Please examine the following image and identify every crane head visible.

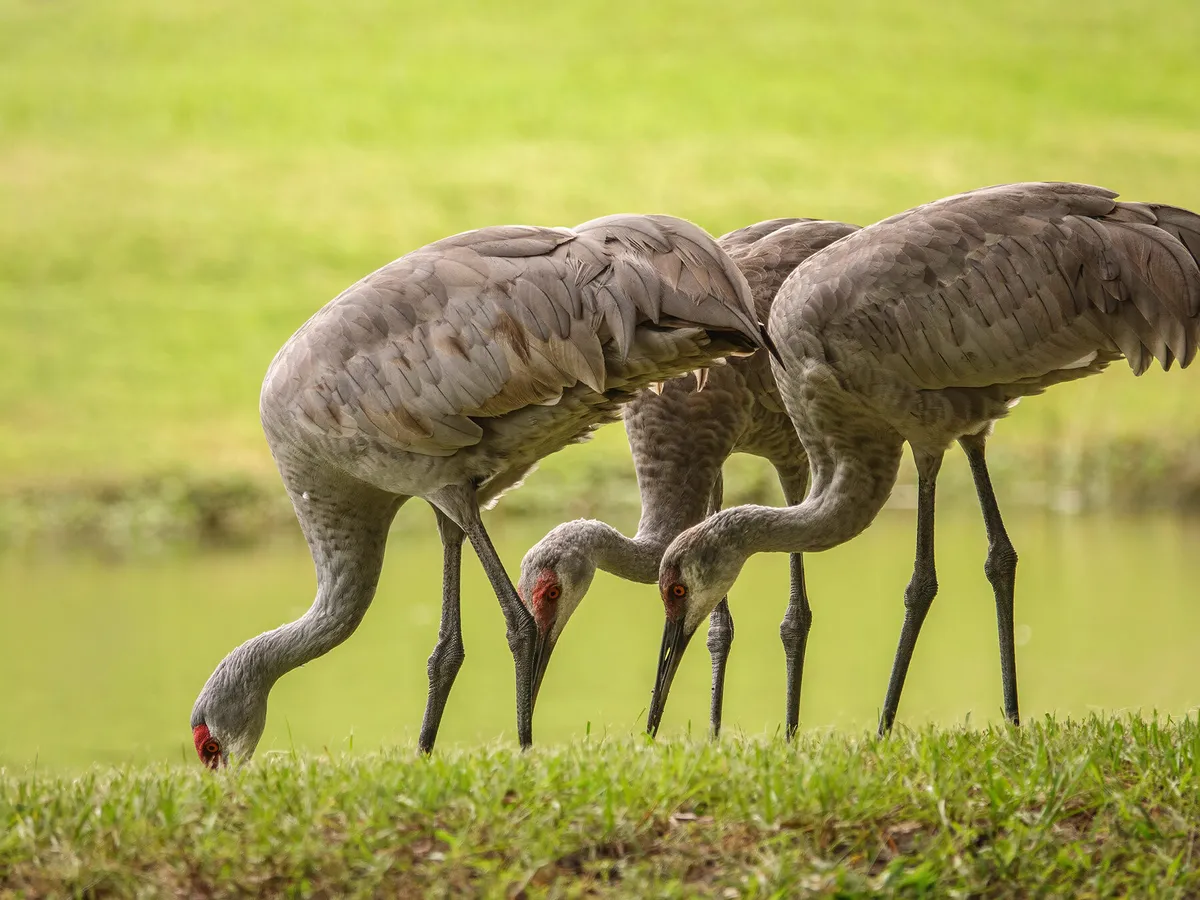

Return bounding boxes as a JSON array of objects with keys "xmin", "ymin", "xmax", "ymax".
[
  {"xmin": 645, "ymin": 563, "xmax": 699, "ymax": 738},
  {"xmin": 190, "ymin": 657, "xmax": 270, "ymax": 769},
  {"xmin": 517, "ymin": 537, "xmax": 597, "ymax": 706},
  {"xmin": 193, "ymin": 723, "xmax": 224, "ymax": 770},
  {"xmin": 647, "ymin": 522, "xmax": 745, "ymax": 736}
]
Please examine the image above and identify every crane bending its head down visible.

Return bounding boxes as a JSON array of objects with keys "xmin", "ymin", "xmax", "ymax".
[
  {"xmin": 189, "ymin": 211, "xmax": 775, "ymax": 767},
  {"xmin": 646, "ymin": 182, "xmax": 1200, "ymax": 735},
  {"xmin": 515, "ymin": 219, "xmax": 861, "ymax": 707},
  {"xmin": 517, "ymin": 534, "xmax": 598, "ymax": 701}
]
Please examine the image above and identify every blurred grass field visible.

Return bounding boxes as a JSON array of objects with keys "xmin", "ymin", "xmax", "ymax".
[{"xmin": 3, "ymin": 0, "xmax": 1200, "ymax": 494}]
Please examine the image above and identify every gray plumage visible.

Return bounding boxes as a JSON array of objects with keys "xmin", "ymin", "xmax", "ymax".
[
  {"xmin": 517, "ymin": 218, "xmax": 859, "ymax": 736},
  {"xmin": 188, "ymin": 213, "xmax": 771, "ymax": 766},
  {"xmin": 649, "ymin": 182, "xmax": 1200, "ymax": 737}
]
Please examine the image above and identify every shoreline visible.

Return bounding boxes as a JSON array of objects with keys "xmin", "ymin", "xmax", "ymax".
[{"xmin": 3, "ymin": 432, "xmax": 1199, "ymax": 555}]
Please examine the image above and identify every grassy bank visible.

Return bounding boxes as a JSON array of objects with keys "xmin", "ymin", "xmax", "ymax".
[{"xmin": 3, "ymin": 718, "xmax": 1199, "ymax": 896}]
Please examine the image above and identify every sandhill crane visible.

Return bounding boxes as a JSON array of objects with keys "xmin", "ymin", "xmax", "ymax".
[
  {"xmin": 188, "ymin": 214, "xmax": 773, "ymax": 767},
  {"xmin": 518, "ymin": 218, "xmax": 859, "ymax": 739},
  {"xmin": 647, "ymin": 182, "xmax": 1200, "ymax": 738}
]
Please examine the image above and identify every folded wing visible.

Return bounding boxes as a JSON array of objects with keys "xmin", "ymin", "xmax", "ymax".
[{"xmin": 266, "ymin": 216, "xmax": 770, "ymax": 456}]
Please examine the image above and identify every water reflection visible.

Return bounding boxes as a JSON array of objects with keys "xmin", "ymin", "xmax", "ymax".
[{"xmin": 2, "ymin": 508, "xmax": 1198, "ymax": 768}]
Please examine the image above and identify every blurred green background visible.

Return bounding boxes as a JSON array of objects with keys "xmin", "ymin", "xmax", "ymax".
[
  {"xmin": 3, "ymin": 0, "xmax": 1200, "ymax": 493},
  {"xmin": 2, "ymin": 0, "xmax": 1200, "ymax": 767}
]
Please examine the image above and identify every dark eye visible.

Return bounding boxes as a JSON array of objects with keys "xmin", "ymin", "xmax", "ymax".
[
  {"xmin": 546, "ymin": 585, "xmax": 561, "ymax": 601},
  {"xmin": 204, "ymin": 740, "xmax": 220, "ymax": 756},
  {"xmin": 671, "ymin": 583, "xmax": 687, "ymax": 599}
]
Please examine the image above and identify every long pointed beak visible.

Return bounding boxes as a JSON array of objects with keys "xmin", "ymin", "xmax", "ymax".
[
  {"xmin": 647, "ymin": 617, "xmax": 695, "ymax": 737},
  {"xmin": 531, "ymin": 630, "xmax": 557, "ymax": 709}
]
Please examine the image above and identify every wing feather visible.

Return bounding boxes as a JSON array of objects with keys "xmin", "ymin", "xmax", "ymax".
[
  {"xmin": 265, "ymin": 216, "xmax": 768, "ymax": 455},
  {"xmin": 780, "ymin": 183, "xmax": 1200, "ymax": 394}
]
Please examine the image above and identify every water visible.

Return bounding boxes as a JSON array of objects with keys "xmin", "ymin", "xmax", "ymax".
[{"xmin": 2, "ymin": 508, "xmax": 1199, "ymax": 769}]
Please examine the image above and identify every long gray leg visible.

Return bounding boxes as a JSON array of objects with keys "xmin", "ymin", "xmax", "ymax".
[
  {"xmin": 418, "ymin": 511, "xmax": 466, "ymax": 755},
  {"xmin": 460, "ymin": 513, "xmax": 537, "ymax": 750},
  {"xmin": 705, "ymin": 472, "xmax": 734, "ymax": 740},
  {"xmin": 879, "ymin": 450, "xmax": 944, "ymax": 736},
  {"xmin": 706, "ymin": 600, "xmax": 734, "ymax": 739},
  {"xmin": 777, "ymin": 465, "xmax": 812, "ymax": 741},
  {"xmin": 959, "ymin": 433, "xmax": 1020, "ymax": 726},
  {"xmin": 431, "ymin": 484, "xmax": 538, "ymax": 749}
]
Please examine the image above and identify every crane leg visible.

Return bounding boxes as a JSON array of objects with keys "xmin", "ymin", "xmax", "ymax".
[
  {"xmin": 418, "ymin": 511, "xmax": 466, "ymax": 755},
  {"xmin": 428, "ymin": 482, "xmax": 537, "ymax": 749},
  {"xmin": 704, "ymin": 473, "xmax": 733, "ymax": 739},
  {"xmin": 780, "ymin": 552, "xmax": 812, "ymax": 741},
  {"xmin": 777, "ymin": 466, "xmax": 812, "ymax": 741},
  {"xmin": 460, "ymin": 511, "xmax": 538, "ymax": 750},
  {"xmin": 879, "ymin": 450, "xmax": 943, "ymax": 736},
  {"xmin": 959, "ymin": 433, "xmax": 1020, "ymax": 726},
  {"xmin": 707, "ymin": 599, "xmax": 734, "ymax": 739}
]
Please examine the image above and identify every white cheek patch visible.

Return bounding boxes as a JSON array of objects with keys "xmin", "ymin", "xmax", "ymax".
[{"xmin": 683, "ymin": 600, "xmax": 711, "ymax": 636}]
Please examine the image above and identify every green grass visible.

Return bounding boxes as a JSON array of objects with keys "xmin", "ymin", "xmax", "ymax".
[
  {"xmin": 3, "ymin": 0, "xmax": 1200, "ymax": 494},
  {"xmin": 3, "ymin": 717, "xmax": 1200, "ymax": 896}
]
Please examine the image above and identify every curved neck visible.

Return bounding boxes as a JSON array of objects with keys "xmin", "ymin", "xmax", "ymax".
[
  {"xmin": 570, "ymin": 519, "xmax": 665, "ymax": 583},
  {"xmin": 255, "ymin": 556, "xmax": 384, "ymax": 685},
  {"xmin": 224, "ymin": 497, "xmax": 396, "ymax": 692},
  {"xmin": 707, "ymin": 441, "xmax": 903, "ymax": 560}
]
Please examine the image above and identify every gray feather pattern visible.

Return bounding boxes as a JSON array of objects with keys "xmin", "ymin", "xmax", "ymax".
[
  {"xmin": 771, "ymin": 182, "xmax": 1200, "ymax": 438},
  {"xmin": 264, "ymin": 215, "xmax": 770, "ymax": 457}
]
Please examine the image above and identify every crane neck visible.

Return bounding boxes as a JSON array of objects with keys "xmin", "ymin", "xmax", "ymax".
[
  {"xmin": 210, "ymin": 548, "xmax": 384, "ymax": 708},
  {"xmin": 700, "ymin": 440, "xmax": 903, "ymax": 561},
  {"xmin": 259, "ymin": 556, "xmax": 384, "ymax": 684},
  {"xmin": 568, "ymin": 519, "xmax": 665, "ymax": 583},
  {"xmin": 217, "ymin": 495, "xmax": 396, "ymax": 694}
]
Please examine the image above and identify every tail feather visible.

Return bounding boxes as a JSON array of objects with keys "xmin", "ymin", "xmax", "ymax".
[
  {"xmin": 573, "ymin": 213, "xmax": 773, "ymax": 360},
  {"xmin": 601, "ymin": 325, "xmax": 755, "ymax": 393},
  {"xmin": 1107, "ymin": 221, "xmax": 1195, "ymax": 369},
  {"xmin": 1091, "ymin": 202, "xmax": 1200, "ymax": 373},
  {"xmin": 1147, "ymin": 205, "xmax": 1200, "ymax": 315}
]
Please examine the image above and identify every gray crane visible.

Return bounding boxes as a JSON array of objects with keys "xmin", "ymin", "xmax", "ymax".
[
  {"xmin": 518, "ymin": 218, "xmax": 859, "ymax": 740},
  {"xmin": 188, "ymin": 214, "xmax": 773, "ymax": 767},
  {"xmin": 647, "ymin": 182, "xmax": 1200, "ymax": 737}
]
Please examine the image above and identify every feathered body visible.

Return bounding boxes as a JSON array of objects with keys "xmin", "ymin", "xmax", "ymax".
[
  {"xmin": 649, "ymin": 183, "xmax": 1200, "ymax": 739},
  {"xmin": 262, "ymin": 214, "xmax": 768, "ymax": 504},
  {"xmin": 776, "ymin": 183, "xmax": 1200, "ymax": 456},
  {"xmin": 191, "ymin": 213, "xmax": 771, "ymax": 765}
]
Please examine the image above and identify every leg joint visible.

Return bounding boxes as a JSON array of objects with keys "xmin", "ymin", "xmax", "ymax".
[
  {"xmin": 779, "ymin": 605, "xmax": 812, "ymax": 644},
  {"xmin": 706, "ymin": 622, "xmax": 734, "ymax": 655},
  {"xmin": 904, "ymin": 574, "xmax": 938, "ymax": 613},
  {"xmin": 983, "ymin": 540, "xmax": 1018, "ymax": 583},
  {"xmin": 506, "ymin": 612, "xmax": 537, "ymax": 652},
  {"xmin": 979, "ymin": 540, "xmax": 1017, "ymax": 573},
  {"xmin": 427, "ymin": 641, "xmax": 465, "ymax": 682}
]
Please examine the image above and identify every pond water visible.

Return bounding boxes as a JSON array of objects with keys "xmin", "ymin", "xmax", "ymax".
[{"xmin": 2, "ymin": 506, "xmax": 1199, "ymax": 769}]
